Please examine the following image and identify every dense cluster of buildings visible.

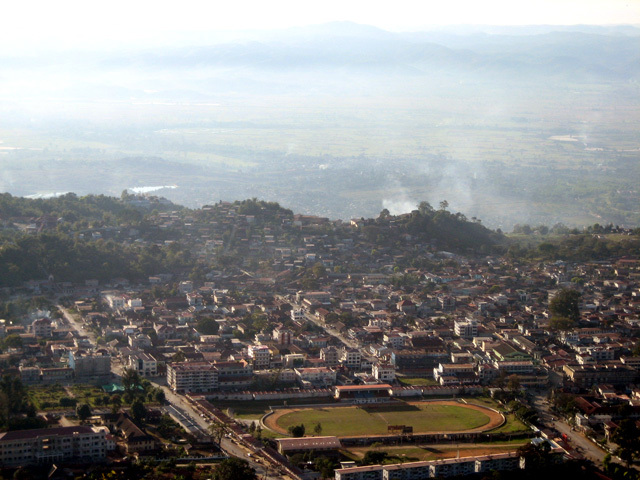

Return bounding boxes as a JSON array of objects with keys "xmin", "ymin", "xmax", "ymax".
[
  {"xmin": 7, "ymin": 204, "xmax": 640, "ymax": 402},
  {"xmin": 2, "ymin": 201, "xmax": 640, "ymax": 475}
]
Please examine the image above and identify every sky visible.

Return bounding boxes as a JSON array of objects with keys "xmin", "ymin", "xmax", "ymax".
[{"xmin": 3, "ymin": 0, "xmax": 640, "ymax": 52}]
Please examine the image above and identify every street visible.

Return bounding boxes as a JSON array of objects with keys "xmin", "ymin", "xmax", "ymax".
[{"xmin": 531, "ymin": 391, "xmax": 607, "ymax": 465}]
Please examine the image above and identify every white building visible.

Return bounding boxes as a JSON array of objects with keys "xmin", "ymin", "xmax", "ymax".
[
  {"xmin": 372, "ymin": 363, "xmax": 395, "ymax": 382},
  {"xmin": 291, "ymin": 309, "xmax": 306, "ymax": 322},
  {"xmin": 454, "ymin": 319, "xmax": 478, "ymax": 339},
  {"xmin": 127, "ymin": 298, "xmax": 143, "ymax": 308},
  {"xmin": 127, "ymin": 352, "xmax": 158, "ymax": 377},
  {"xmin": 105, "ymin": 295, "xmax": 125, "ymax": 310},
  {"xmin": 341, "ymin": 348, "xmax": 362, "ymax": 369},
  {"xmin": 295, "ymin": 367, "xmax": 337, "ymax": 387},
  {"xmin": 248, "ymin": 344, "xmax": 271, "ymax": 370},
  {"xmin": 0, "ymin": 426, "xmax": 109, "ymax": 466},
  {"xmin": 167, "ymin": 362, "xmax": 218, "ymax": 393}
]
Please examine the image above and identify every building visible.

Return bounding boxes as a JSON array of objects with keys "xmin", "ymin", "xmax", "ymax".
[
  {"xmin": 341, "ymin": 348, "xmax": 362, "ymax": 369},
  {"xmin": 126, "ymin": 352, "xmax": 158, "ymax": 377},
  {"xmin": 31, "ymin": 318, "xmax": 53, "ymax": 338},
  {"xmin": 454, "ymin": 319, "xmax": 478, "ymax": 339},
  {"xmin": 295, "ymin": 367, "xmax": 337, "ymax": 387},
  {"xmin": 112, "ymin": 413, "xmax": 155, "ymax": 453},
  {"xmin": 19, "ymin": 365, "xmax": 41, "ymax": 385},
  {"xmin": 321, "ymin": 346, "xmax": 340, "ymax": 367},
  {"xmin": 167, "ymin": 362, "xmax": 219, "ymax": 393},
  {"xmin": 104, "ymin": 295, "xmax": 126, "ymax": 310},
  {"xmin": 433, "ymin": 363, "xmax": 476, "ymax": 384},
  {"xmin": 0, "ymin": 426, "xmax": 109, "ymax": 466},
  {"xmin": 276, "ymin": 436, "xmax": 342, "ymax": 456},
  {"xmin": 273, "ymin": 326, "xmax": 293, "ymax": 345},
  {"xmin": 563, "ymin": 363, "xmax": 638, "ymax": 388},
  {"xmin": 291, "ymin": 309, "xmax": 306, "ymax": 322},
  {"xmin": 383, "ymin": 332, "xmax": 404, "ymax": 349},
  {"xmin": 68, "ymin": 350, "xmax": 111, "ymax": 379},
  {"xmin": 248, "ymin": 344, "xmax": 271, "ymax": 370},
  {"xmin": 335, "ymin": 464, "xmax": 383, "ymax": 480},
  {"xmin": 372, "ymin": 363, "xmax": 396, "ymax": 382},
  {"xmin": 334, "ymin": 384, "xmax": 392, "ymax": 403},
  {"xmin": 335, "ymin": 452, "xmax": 522, "ymax": 480},
  {"xmin": 214, "ymin": 360, "xmax": 254, "ymax": 390}
]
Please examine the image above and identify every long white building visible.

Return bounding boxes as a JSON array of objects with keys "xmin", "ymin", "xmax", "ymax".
[{"xmin": 0, "ymin": 426, "xmax": 109, "ymax": 467}]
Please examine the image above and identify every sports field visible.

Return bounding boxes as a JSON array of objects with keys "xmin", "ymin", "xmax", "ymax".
[{"xmin": 265, "ymin": 401, "xmax": 503, "ymax": 437}]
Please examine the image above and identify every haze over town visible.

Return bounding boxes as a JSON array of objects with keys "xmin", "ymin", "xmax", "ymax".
[{"xmin": 1, "ymin": 1, "xmax": 639, "ymax": 229}]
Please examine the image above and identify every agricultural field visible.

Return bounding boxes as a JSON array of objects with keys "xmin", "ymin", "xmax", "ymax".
[{"xmin": 265, "ymin": 400, "xmax": 504, "ymax": 437}]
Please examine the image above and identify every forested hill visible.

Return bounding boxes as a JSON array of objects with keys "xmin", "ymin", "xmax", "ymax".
[
  {"xmin": 0, "ymin": 195, "xmax": 507, "ymax": 288},
  {"xmin": 0, "ymin": 192, "xmax": 180, "ymax": 227},
  {"xmin": 362, "ymin": 202, "xmax": 505, "ymax": 252}
]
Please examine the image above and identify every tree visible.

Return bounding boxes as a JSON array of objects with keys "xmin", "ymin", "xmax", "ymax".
[
  {"xmin": 507, "ymin": 375, "xmax": 521, "ymax": 393},
  {"xmin": 517, "ymin": 442, "xmax": 551, "ymax": 472},
  {"xmin": 121, "ymin": 368, "xmax": 142, "ymax": 398},
  {"xmin": 209, "ymin": 422, "xmax": 227, "ymax": 445},
  {"xmin": 196, "ymin": 317, "xmax": 219, "ymax": 335},
  {"xmin": 154, "ymin": 388, "xmax": 166, "ymax": 403},
  {"xmin": 417, "ymin": 201, "xmax": 434, "ymax": 215},
  {"xmin": 172, "ymin": 351, "xmax": 186, "ymax": 363},
  {"xmin": 314, "ymin": 422, "xmax": 323, "ymax": 436},
  {"xmin": 362, "ymin": 450, "xmax": 388, "ymax": 465},
  {"xmin": 2, "ymin": 334, "xmax": 22, "ymax": 350},
  {"xmin": 76, "ymin": 403, "xmax": 92, "ymax": 422},
  {"xmin": 110, "ymin": 394, "xmax": 122, "ymax": 414},
  {"xmin": 212, "ymin": 458, "xmax": 257, "ymax": 480},
  {"xmin": 288, "ymin": 423, "xmax": 305, "ymax": 437},
  {"xmin": 549, "ymin": 288, "xmax": 581, "ymax": 321},
  {"xmin": 315, "ymin": 456, "xmax": 336, "ymax": 478},
  {"xmin": 438, "ymin": 200, "xmax": 449, "ymax": 211},
  {"xmin": 549, "ymin": 316, "xmax": 576, "ymax": 331},
  {"xmin": 130, "ymin": 399, "xmax": 147, "ymax": 424},
  {"xmin": 612, "ymin": 419, "xmax": 640, "ymax": 466},
  {"xmin": 311, "ymin": 262, "xmax": 327, "ymax": 279}
]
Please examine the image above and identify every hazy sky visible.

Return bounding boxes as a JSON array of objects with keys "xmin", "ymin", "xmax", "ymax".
[{"xmin": 4, "ymin": 0, "xmax": 640, "ymax": 51}]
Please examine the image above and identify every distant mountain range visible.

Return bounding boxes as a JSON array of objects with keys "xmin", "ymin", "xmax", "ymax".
[{"xmin": 6, "ymin": 22, "xmax": 640, "ymax": 83}]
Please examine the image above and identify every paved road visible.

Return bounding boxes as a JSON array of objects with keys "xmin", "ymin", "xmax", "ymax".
[
  {"xmin": 531, "ymin": 391, "xmax": 607, "ymax": 465},
  {"xmin": 58, "ymin": 304, "xmax": 98, "ymax": 344}
]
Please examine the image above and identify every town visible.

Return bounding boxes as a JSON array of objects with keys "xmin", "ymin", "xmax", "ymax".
[{"xmin": 0, "ymin": 195, "xmax": 639, "ymax": 480}]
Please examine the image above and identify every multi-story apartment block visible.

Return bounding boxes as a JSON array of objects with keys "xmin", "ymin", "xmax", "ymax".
[
  {"xmin": 341, "ymin": 348, "xmax": 362, "ymax": 369},
  {"xmin": 273, "ymin": 325, "xmax": 293, "ymax": 345},
  {"xmin": 214, "ymin": 360, "xmax": 254, "ymax": 390},
  {"xmin": 104, "ymin": 295, "xmax": 125, "ymax": 310},
  {"xmin": 383, "ymin": 332, "xmax": 404, "ymax": 349},
  {"xmin": 248, "ymin": 344, "xmax": 271, "ymax": 370},
  {"xmin": 454, "ymin": 319, "xmax": 478, "ymax": 339},
  {"xmin": 68, "ymin": 350, "xmax": 111, "ymax": 379},
  {"xmin": 31, "ymin": 318, "xmax": 53, "ymax": 338},
  {"xmin": 126, "ymin": 352, "xmax": 158, "ymax": 377},
  {"xmin": 372, "ymin": 363, "xmax": 395, "ymax": 382},
  {"xmin": 321, "ymin": 346, "xmax": 340, "ymax": 367},
  {"xmin": 167, "ymin": 362, "xmax": 219, "ymax": 393},
  {"xmin": 0, "ymin": 426, "xmax": 109, "ymax": 467},
  {"xmin": 563, "ymin": 363, "xmax": 638, "ymax": 388}
]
